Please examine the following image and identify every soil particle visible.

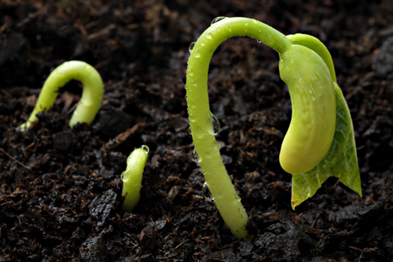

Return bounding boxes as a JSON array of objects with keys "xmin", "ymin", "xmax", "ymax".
[
  {"xmin": 254, "ymin": 220, "xmax": 316, "ymax": 261},
  {"xmin": 371, "ymin": 36, "xmax": 393, "ymax": 75},
  {"xmin": 53, "ymin": 131, "xmax": 77, "ymax": 151},
  {"xmin": 93, "ymin": 108, "xmax": 134, "ymax": 139},
  {"xmin": 80, "ymin": 235, "xmax": 108, "ymax": 262},
  {"xmin": 89, "ymin": 189, "xmax": 117, "ymax": 229}
]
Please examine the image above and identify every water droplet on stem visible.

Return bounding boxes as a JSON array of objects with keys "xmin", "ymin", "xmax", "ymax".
[
  {"xmin": 202, "ymin": 182, "xmax": 214, "ymax": 201},
  {"xmin": 211, "ymin": 114, "xmax": 220, "ymax": 135},
  {"xmin": 194, "ymin": 49, "xmax": 200, "ymax": 58},
  {"xmin": 194, "ymin": 125, "xmax": 203, "ymax": 139},
  {"xmin": 191, "ymin": 149, "xmax": 199, "ymax": 163},
  {"xmin": 189, "ymin": 42, "xmax": 195, "ymax": 53},
  {"xmin": 141, "ymin": 145, "xmax": 150, "ymax": 154},
  {"xmin": 211, "ymin": 16, "xmax": 227, "ymax": 25}
]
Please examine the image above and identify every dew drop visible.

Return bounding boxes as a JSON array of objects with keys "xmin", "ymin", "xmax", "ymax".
[
  {"xmin": 188, "ymin": 126, "xmax": 192, "ymax": 135},
  {"xmin": 189, "ymin": 42, "xmax": 195, "ymax": 53},
  {"xmin": 211, "ymin": 114, "xmax": 220, "ymax": 135},
  {"xmin": 309, "ymin": 89, "xmax": 312, "ymax": 94},
  {"xmin": 257, "ymin": 40, "xmax": 262, "ymax": 43},
  {"xmin": 265, "ymin": 34, "xmax": 273, "ymax": 45},
  {"xmin": 212, "ymin": 141, "xmax": 219, "ymax": 152},
  {"xmin": 211, "ymin": 16, "xmax": 227, "ymax": 25},
  {"xmin": 202, "ymin": 182, "xmax": 214, "ymax": 201},
  {"xmin": 207, "ymin": 32, "xmax": 213, "ymax": 39},
  {"xmin": 141, "ymin": 145, "xmax": 150, "ymax": 154},
  {"xmin": 194, "ymin": 49, "xmax": 200, "ymax": 58},
  {"xmin": 311, "ymin": 96, "xmax": 316, "ymax": 101},
  {"xmin": 191, "ymin": 149, "xmax": 199, "ymax": 163},
  {"xmin": 194, "ymin": 125, "xmax": 203, "ymax": 139},
  {"xmin": 189, "ymin": 113, "xmax": 195, "ymax": 122}
]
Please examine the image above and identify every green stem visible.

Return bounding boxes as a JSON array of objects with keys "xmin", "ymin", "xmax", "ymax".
[
  {"xmin": 19, "ymin": 61, "xmax": 104, "ymax": 131},
  {"xmin": 186, "ymin": 17, "xmax": 291, "ymax": 239}
]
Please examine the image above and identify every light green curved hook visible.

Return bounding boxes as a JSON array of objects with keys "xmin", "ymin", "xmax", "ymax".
[{"xmin": 18, "ymin": 60, "xmax": 104, "ymax": 131}]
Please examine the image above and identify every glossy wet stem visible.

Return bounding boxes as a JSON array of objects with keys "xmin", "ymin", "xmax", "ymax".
[{"xmin": 186, "ymin": 17, "xmax": 291, "ymax": 239}]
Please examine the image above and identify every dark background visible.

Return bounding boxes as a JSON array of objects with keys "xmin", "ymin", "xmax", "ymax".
[{"xmin": 0, "ymin": 0, "xmax": 392, "ymax": 261}]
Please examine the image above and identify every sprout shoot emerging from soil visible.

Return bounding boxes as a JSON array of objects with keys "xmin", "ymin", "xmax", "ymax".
[
  {"xmin": 18, "ymin": 61, "xmax": 104, "ymax": 131},
  {"xmin": 121, "ymin": 145, "xmax": 149, "ymax": 212},
  {"xmin": 185, "ymin": 17, "xmax": 361, "ymax": 239}
]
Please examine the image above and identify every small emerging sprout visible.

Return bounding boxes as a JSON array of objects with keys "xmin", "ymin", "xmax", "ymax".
[
  {"xmin": 121, "ymin": 145, "xmax": 149, "ymax": 212},
  {"xmin": 186, "ymin": 17, "xmax": 361, "ymax": 239},
  {"xmin": 18, "ymin": 60, "xmax": 104, "ymax": 131}
]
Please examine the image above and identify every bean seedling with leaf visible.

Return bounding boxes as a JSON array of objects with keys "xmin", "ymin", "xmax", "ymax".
[{"xmin": 186, "ymin": 17, "xmax": 361, "ymax": 239}]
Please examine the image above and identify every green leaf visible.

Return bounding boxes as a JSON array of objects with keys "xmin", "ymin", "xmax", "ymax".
[{"xmin": 291, "ymin": 83, "xmax": 362, "ymax": 209}]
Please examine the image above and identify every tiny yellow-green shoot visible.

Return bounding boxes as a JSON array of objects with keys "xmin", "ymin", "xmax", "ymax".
[{"xmin": 121, "ymin": 145, "xmax": 149, "ymax": 212}]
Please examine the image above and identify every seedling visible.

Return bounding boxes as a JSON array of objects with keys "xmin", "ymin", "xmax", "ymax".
[
  {"xmin": 18, "ymin": 61, "xmax": 104, "ymax": 131},
  {"xmin": 121, "ymin": 145, "xmax": 149, "ymax": 212},
  {"xmin": 186, "ymin": 17, "xmax": 361, "ymax": 239}
]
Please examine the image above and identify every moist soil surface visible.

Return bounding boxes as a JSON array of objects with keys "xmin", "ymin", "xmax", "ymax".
[{"xmin": 0, "ymin": 0, "xmax": 393, "ymax": 261}]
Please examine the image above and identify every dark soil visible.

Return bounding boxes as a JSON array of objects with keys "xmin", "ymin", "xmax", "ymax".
[{"xmin": 0, "ymin": 0, "xmax": 392, "ymax": 261}]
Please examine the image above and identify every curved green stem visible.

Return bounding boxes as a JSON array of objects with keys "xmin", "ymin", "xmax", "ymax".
[
  {"xmin": 186, "ymin": 17, "xmax": 291, "ymax": 239},
  {"xmin": 18, "ymin": 61, "xmax": 104, "ymax": 131}
]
